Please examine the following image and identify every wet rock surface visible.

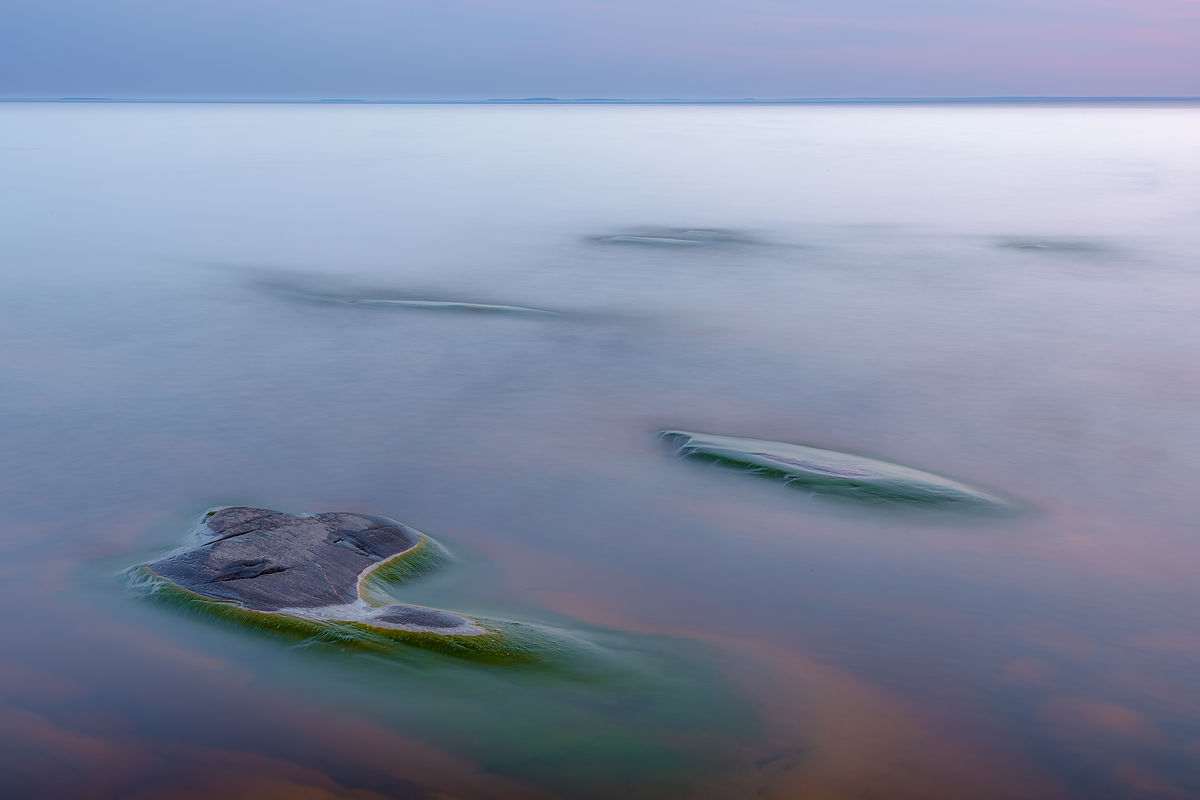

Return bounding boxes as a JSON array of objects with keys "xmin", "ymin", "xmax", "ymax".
[
  {"xmin": 144, "ymin": 507, "xmax": 485, "ymax": 636},
  {"xmin": 662, "ymin": 431, "xmax": 1014, "ymax": 510}
]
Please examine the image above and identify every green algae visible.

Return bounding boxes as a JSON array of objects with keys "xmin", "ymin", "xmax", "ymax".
[
  {"xmin": 356, "ymin": 535, "xmax": 452, "ymax": 605},
  {"xmin": 128, "ymin": 560, "xmax": 588, "ymax": 665},
  {"xmin": 319, "ymin": 626, "xmax": 753, "ymax": 799},
  {"xmin": 122, "ymin": 561, "xmax": 755, "ymax": 796},
  {"xmin": 128, "ymin": 564, "xmax": 379, "ymax": 647}
]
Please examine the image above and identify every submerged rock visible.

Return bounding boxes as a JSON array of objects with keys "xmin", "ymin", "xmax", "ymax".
[
  {"xmin": 995, "ymin": 237, "xmax": 1111, "ymax": 253},
  {"xmin": 276, "ymin": 287, "xmax": 559, "ymax": 316},
  {"xmin": 590, "ymin": 227, "xmax": 758, "ymax": 247},
  {"xmin": 661, "ymin": 431, "xmax": 1013, "ymax": 509},
  {"xmin": 246, "ymin": 274, "xmax": 562, "ymax": 317},
  {"xmin": 141, "ymin": 507, "xmax": 487, "ymax": 639},
  {"xmin": 298, "ymin": 294, "xmax": 562, "ymax": 316},
  {"xmin": 337, "ymin": 298, "xmax": 560, "ymax": 315}
]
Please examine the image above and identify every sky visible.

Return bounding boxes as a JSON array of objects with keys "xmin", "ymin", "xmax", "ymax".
[{"xmin": 2, "ymin": 0, "xmax": 1199, "ymax": 99}]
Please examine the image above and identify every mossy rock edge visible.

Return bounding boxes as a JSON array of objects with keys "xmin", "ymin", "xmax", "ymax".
[{"xmin": 129, "ymin": 506, "xmax": 579, "ymax": 662}]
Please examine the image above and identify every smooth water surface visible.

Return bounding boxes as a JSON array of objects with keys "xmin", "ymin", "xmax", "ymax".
[{"xmin": 2, "ymin": 101, "xmax": 1199, "ymax": 798}]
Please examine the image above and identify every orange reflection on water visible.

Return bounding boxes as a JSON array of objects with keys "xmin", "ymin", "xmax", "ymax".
[
  {"xmin": 1015, "ymin": 623, "xmax": 1100, "ymax": 664},
  {"xmin": 1128, "ymin": 631, "xmax": 1200, "ymax": 658},
  {"xmin": 123, "ymin": 745, "xmax": 398, "ymax": 800},
  {"xmin": 0, "ymin": 707, "xmax": 154, "ymax": 800},
  {"xmin": 0, "ymin": 706, "xmax": 425, "ymax": 800},
  {"xmin": 1003, "ymin": 658, "xmax": 1058, "ymax": 687},
  {"xmin": 0, "ymin": 530, "xmax": 556, "ymax": 800},
  {"xmin": 1098, "ymin": 668, "xmax": 1200, "ymax": 721},
  {"xmin": 1041, "ymin": 697, "xmax": 1164, "ymax": 747},
  {"xmin": 488, "ymin": 539, "xmax": 1070, "ymax": 800},
  {"xmin": 0, "ymin": 658, "xmax": 86, "ymax": 705},
  {"xmin": 693, "ymin": 640, "xmax": 1071, "ymax": 800},
  {"xmin": 1111, "ymin": 762, "xmax": 1192, "ymax": 800}
]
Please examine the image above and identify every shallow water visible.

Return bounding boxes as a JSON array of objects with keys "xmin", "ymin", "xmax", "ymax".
[{"xmin": 2, "ymin": 101, "xmax": 1200, "ymax": 798}]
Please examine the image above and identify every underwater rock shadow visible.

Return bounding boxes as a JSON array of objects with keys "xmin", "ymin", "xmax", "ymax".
[{"xmin": 661, "ymin": 430, "xmax": 1019, "ymax": 515}]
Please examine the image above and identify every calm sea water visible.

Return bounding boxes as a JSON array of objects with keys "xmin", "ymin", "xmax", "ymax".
[{"xmin": 1, "ymin": 101, "xmax": 1199, "ymax": 799}]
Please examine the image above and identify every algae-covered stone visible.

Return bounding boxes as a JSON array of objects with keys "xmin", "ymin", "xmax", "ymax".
[
  {"xmin": 143, "ymin": 507, "xmax": 486, "ymax": 638},
  {"xmin": 662, "ymin": 431, "xmax": 1013, "ymax": 509}
]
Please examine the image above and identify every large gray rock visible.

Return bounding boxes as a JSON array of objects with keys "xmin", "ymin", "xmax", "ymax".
[{"xmin": 145, "ymin": 507, "xmax": 485, "ymax": 636}]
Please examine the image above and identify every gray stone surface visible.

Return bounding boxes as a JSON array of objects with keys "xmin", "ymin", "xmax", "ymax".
[{"xmin": 146, "ymin": 507, "xmax": 485, "ymax": 636}]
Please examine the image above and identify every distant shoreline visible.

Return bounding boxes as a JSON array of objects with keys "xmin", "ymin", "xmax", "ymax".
[{"xmin": 2, "ymin": 96, "xmax": 1199, "ymax": 106}]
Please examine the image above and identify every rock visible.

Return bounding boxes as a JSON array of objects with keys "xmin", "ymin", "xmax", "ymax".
[
  {"xmin": 995, "ymin": 237, "xmax": 1110, "ymax": 253},
  {"xmin": 661, "ymin": 431, "xmax": 1013, "ymax": 509},
  {"xmin": 143, "ymin": 507, "xmax": 486, "ymax": 637},
  {"xmin": 336, "ymin": 298, "xmax": 560, "ymax": 315},
  {"xmin": 589, "ymin": 227, "xmax": 758, "ymax": 247},
  {"xmin": 252, "ymin": 276, "xmax": 560, "ymax": 317}
]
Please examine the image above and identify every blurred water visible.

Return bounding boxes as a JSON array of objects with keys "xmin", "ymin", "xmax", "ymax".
[{"xmin": 1, "ymin": 101, "xmax": 1199, "ymax": 798}]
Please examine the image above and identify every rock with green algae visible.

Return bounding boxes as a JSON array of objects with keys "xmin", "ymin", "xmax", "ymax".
[
  {"xmin": 135, "ymin": 507, "xmax": 555, "ymax": 657},
  {"xmin": 662, "ymin": 430, "xmax": 1014, "ymax": 510},
  {"xmin": 131, "ymin": 509, "xmax": 760, "ymax": 794}
]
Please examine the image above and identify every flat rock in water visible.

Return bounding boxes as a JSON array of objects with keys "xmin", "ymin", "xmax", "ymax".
[
  {"xmin": 662, "ymin": 431, "xmax": 1013, "ymax": 509},
  {"xmin": 144, "ymin": 507, "xmax": 486, "ymax": 636}
]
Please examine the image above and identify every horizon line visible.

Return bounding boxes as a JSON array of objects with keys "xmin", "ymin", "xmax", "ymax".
[{"xmin": 2, "ymin": 95, "xmax": 1199, "ymax": 105}]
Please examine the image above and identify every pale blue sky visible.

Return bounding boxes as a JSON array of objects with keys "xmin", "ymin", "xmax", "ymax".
[{"xmin": 3, "ymin": 0, "xmax": 1198, "ymax": 98}]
